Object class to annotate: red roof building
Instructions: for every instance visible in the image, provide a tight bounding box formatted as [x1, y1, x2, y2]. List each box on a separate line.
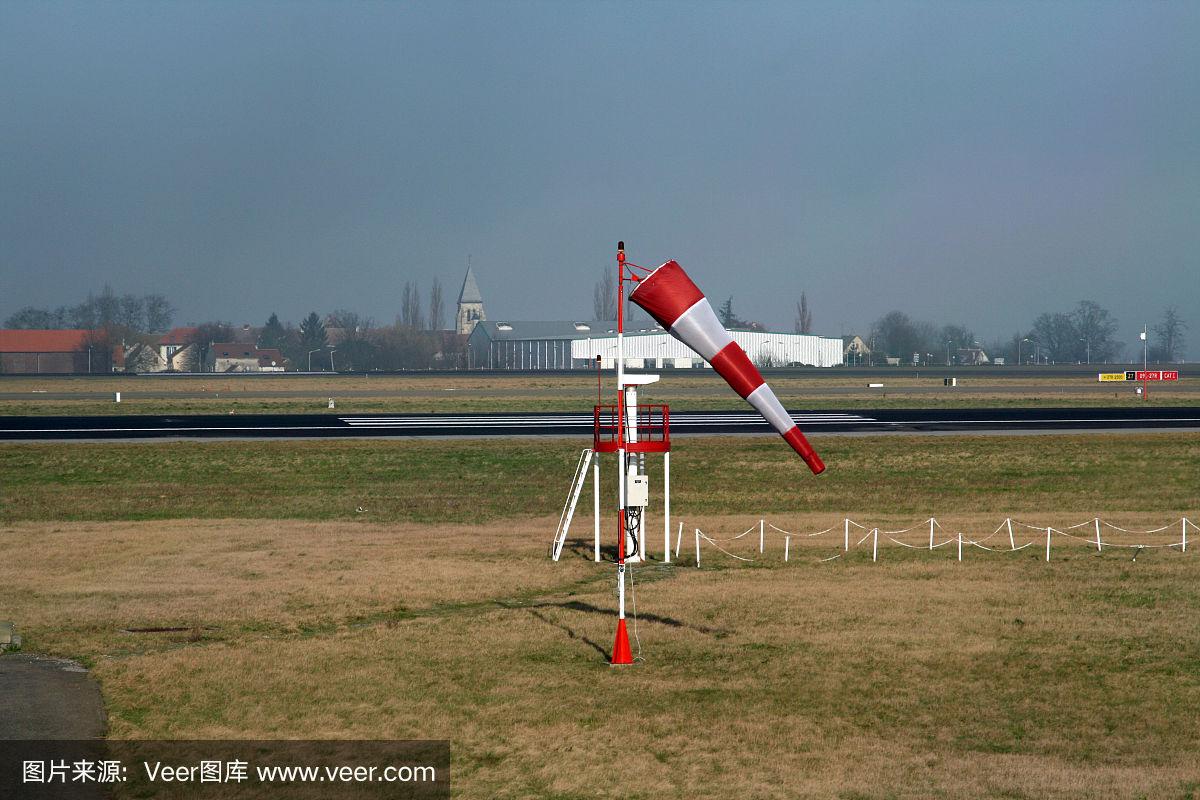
[0, 329, 117, 373]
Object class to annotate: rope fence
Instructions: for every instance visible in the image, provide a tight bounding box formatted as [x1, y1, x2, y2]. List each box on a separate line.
[686, 516, 1194, 567]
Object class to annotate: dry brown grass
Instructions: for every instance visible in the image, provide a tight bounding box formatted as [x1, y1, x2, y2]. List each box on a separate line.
[4, 508, 1199, 798]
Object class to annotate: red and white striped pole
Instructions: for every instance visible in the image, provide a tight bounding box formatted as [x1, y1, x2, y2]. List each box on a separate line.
[629, 260, 825, 474]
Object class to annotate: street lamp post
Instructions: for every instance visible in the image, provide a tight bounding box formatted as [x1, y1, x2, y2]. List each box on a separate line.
[329, 349, 337, 372]
[946, 340, 952, 366]
[307, 348, 321, 371]
[1080, 337, 1090, 365]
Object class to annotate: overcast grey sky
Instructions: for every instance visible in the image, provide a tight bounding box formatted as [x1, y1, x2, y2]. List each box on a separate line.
[2, 1, 1197, 353]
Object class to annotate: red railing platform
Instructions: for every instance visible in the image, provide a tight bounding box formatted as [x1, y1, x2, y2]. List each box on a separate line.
[593, 404, 670, 453]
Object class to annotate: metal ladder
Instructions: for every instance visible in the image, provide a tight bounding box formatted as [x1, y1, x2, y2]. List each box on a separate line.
[551, 448, 593, 561]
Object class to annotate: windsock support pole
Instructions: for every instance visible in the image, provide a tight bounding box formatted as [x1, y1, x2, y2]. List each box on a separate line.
[609, 242, 634, 665]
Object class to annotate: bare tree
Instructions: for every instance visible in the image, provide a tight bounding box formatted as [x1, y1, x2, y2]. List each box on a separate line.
[400, 282, 424, 329]
[1152, 306, 1187, 362]
[428, 279, 444, 331]
[95, 285, 120, 328]
[795, 292, 813, 334]
[592, 269, 616, 320]
[327, 309, 374, 338]
[118, 294, 145, 331]
[144, 294, 174, 332]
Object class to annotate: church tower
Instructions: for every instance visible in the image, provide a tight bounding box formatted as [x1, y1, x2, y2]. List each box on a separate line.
[456, 263, 485, 335]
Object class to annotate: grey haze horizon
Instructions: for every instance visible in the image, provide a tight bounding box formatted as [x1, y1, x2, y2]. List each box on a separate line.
[1, 2, 1196, 353]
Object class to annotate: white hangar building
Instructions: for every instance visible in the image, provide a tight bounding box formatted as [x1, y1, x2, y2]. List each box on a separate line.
[466, 320, 843, 370]
[575, 328, 844, 369]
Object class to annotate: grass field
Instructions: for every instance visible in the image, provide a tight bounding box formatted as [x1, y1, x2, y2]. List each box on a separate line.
[0, 372, 1196, 415]
[3, 433, 1200, 798]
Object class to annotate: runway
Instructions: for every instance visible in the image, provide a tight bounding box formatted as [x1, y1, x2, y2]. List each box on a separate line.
[1, 407, 1198, 441]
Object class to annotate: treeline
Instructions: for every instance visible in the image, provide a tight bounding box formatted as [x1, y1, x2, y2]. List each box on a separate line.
[868, 302, 1186, 365]
[202, 303, 463, 371]
[5, 286, 174, 333]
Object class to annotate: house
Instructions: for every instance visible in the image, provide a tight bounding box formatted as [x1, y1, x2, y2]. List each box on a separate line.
[842, 335, 871, 365]
[123, 341, 168, 372]
[956, 347, 990, 366]
[0, 329, 118, 373]
[156, 327, 200, 371]
[205, 343, 286, 372]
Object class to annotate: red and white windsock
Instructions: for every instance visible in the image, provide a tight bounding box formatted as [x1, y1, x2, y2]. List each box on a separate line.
[629, 260, 825, 475]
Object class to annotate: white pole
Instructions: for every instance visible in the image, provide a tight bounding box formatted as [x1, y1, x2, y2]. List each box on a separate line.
[1007, 518, 1015, 551]
[1045, 527, 1052, 562]
[663, 451, 671, 563]
[785, 535, 790, 562]
[844, 518, 850, 552]
[1182, 518, 1188, 553]
[695, 529, 701, 568]
[675, 520, 683, 558]
[957, 532, 962, 562]
[593, 456, 601, 562]
[759, 519, 765, 554]
[1094, 518, 1102, 552]
[872, 528, 878, 562]
[929, 518, 935, 550]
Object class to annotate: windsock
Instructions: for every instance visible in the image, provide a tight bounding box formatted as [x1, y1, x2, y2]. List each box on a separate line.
[629, 260, 825, 475]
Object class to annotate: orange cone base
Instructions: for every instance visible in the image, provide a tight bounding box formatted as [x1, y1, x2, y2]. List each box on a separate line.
[611, 619, 633, 665]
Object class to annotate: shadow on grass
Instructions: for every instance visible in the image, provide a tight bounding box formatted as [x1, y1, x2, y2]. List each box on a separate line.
[525, 599, 727, 637]
[526, 609, 610, 661]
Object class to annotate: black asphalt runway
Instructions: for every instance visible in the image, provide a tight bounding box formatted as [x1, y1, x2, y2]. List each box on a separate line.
[1, 407, 1198, 441]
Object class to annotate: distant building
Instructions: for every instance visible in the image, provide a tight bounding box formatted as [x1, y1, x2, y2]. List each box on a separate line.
[467, 320, 613, 369]
[577, 329, 844, 370]
[0, 329, 96, 373]
[956, 347, 990, 366]
[842, 335, 870, 365]
[157, 327, 200, 371]
[206, 343, 286, 372]
[467, 321, 844, 370]
[456, 265, 486, 335]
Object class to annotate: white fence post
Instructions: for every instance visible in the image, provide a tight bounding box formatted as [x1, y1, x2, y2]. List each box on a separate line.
[1006, 518, 1015, 551]
[695, 529, 701, 568]
[872, 528, 878, 562]
[929, 518, 935, 550]
[844, 518, 850, 552]
[957, 532, 962, 562]
[1094, 518, 1103, 552]
[675, 521, 683, 559]
[759, 518, 765, 554]
[784, 535, 791, 562]
[1182, 518, 1188, 553]
[1045, 527, 1052, 562]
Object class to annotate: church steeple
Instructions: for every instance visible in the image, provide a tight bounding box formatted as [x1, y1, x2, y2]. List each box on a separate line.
[456, 262, 485, 335]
